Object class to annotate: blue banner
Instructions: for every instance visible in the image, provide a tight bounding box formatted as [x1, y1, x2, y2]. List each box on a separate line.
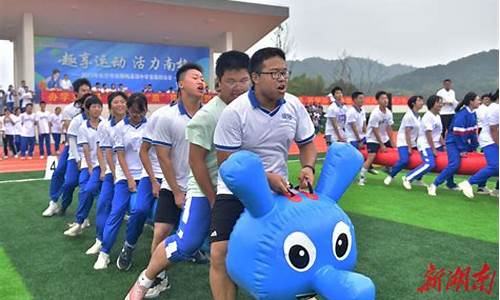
[34, 36, 210, 92]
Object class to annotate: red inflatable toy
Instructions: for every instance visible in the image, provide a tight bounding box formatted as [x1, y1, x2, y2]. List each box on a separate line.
[359, 147, 487, 175]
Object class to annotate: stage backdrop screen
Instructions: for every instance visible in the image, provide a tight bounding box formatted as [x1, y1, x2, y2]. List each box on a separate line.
[34, 36, 209, 92]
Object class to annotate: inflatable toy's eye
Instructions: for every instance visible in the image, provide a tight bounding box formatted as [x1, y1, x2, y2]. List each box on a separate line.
[332, 221, 352, 261]
[283, 232, 316, 272]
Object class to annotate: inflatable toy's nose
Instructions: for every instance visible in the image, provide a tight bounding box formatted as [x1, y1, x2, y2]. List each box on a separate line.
[312, 265, 376, 300]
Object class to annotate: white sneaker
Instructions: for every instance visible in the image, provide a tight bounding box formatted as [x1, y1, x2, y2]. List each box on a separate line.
[490, 189, 499, 197]
[145, 276, 171, 299]
[458, 181, 474, 199]
[477, 187, 492, 195]
[82, 219, 91, 228]
[413, 180, 427, 187]
[28, 156, 33, 160]
[402, 176, 412, 190]
[14, 154, 18, 158]
[94, 252, 110, 270]
[86, 239, 102, 255]
[40, 155, 44, 160]
[42, 201, 60, 217]
[64, 223, 83, 236]
[427, 184, 437, 196]
[20, 156, 26, 160]
[383, 176, 392, 186]
[358, 178, 366, 186]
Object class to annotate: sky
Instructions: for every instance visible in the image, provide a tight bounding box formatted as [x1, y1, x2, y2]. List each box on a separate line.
[1, 0, 498, 88]
[245, 0, 499, 67]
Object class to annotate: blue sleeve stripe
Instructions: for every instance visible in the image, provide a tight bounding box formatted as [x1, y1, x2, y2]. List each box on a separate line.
[142, 137, 153, 144]
[295, 133, 315, 145]
[214, 143, 241, 151]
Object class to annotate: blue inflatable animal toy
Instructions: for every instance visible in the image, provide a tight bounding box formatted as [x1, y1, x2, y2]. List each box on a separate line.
[219, 143, 376, 300]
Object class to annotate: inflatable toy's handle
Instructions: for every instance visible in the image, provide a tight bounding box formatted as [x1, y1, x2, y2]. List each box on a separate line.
[219, 151, 274, 218]
[313, 265, 376, 300]
[316, 143, 364, 203]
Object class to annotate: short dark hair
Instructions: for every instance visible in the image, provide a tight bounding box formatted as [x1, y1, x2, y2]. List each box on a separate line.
[249, 47, 286, 74]
[40, 101, 46, 105]
[84, 95, 103, 110]
[375, 91, 388, 100]
[107, 91, 128, 109]
[332, 86, 343, 94]
[443, 79, 452, 83]
[127, 93, 148, 112]
[351, 91, 364, 100]
[25, 103, 33, 108]
[52, 69, 60, 74]
[176, 63, 203, 82]
[426, 95, 442, 110]
[407, 95, 423, 109]
[72, 78, 91, 93]
[215, 50, 250, 79]
[481, 94, 491, 100]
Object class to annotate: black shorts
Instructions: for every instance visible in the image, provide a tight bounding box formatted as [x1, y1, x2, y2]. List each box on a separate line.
[209, 194, 244, 243]
[155, 188, 182, 225]
[367, 141, 392, 153]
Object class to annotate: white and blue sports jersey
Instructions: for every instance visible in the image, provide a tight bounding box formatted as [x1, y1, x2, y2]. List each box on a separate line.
[366, 107, 394, 144]
[77, 120, 100, 168]
[20, 112, 36, 137]
[67, 113, 87, 160]
[345, 106, 366, 143]
[141, 106, 170, 179]
[62, 102, 81, 122]
[479, 102, 499, 148]
[214, 88, 315, 195]
[113, 116, 147, 182]
[152, 101, 197, 192]
[325, 101, 347, 140]
[396, 109, 420, 147]
[35, 111, 51, 134]
[417, 111, 442, 151]
[98, 117, 121, 174]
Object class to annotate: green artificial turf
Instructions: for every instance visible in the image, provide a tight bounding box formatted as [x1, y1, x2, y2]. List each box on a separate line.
[0, 163, 497, 299]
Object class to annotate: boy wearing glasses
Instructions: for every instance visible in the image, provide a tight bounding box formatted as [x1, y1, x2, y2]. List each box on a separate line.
[209, 47, 317, 300]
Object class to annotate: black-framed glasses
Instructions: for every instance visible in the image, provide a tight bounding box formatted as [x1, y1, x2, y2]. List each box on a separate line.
[258, 70, 291, 80]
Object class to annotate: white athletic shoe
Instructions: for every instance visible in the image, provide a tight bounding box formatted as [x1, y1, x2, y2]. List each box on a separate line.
[401, 176, 412, 190]
[86, 239, 102, 255]
[64, 223, 83, 236]
[28, 156, 33, 160]
[20, 156, 26, 160]
[490, 189, 499, 197]
[413, 180, 427, 187]
[358, 178, 366, 186]
[82, 219, 91, 228]
[477, 187, 492, 195]
[94, 252, 110, 270]
[458, 181, 474, 199]
[145, 276, 171, 299]
[40, 155, 44, 160]
[42, 201, 60, 217]
[383, 176, 392, 186]
[427, 184, 437, 196]
[14, 154, 19, 158]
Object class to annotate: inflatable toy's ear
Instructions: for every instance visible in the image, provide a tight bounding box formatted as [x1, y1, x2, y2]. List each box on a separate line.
[219, 151, 274, 218]
[316, 143, 363, 203]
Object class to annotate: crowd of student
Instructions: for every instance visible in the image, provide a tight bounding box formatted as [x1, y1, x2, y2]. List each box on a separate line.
[324, 84, 499, 198]
[2, 46, 497, 300]
[0, 102, 63, 159]
[38, 48, 317, 300]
